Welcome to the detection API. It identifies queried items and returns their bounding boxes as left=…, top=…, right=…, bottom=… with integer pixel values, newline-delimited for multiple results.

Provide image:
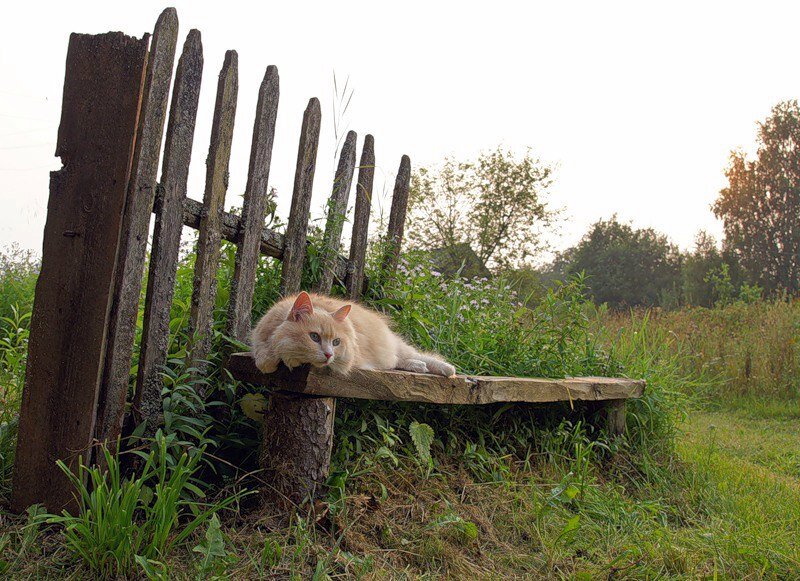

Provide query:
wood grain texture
left=314, top=130, right=356, bottom=294
left=382, top=154, right=411, bottom=273
left=188, top=50, right=238, bottom=372
left=11, top=31, right=148, bottom=513
left=227, top=353, right=645, bottom=405
left=134, top=29, right=204, bottom=434
left=280, top=98, right=321, bottom=295
left=346, top=134, right=374, bottom=299
left=227, top=66, right=280, bottom=341
left=96, top=8, right=178, bottom=447
left=259, top=392, right=335, bottom=506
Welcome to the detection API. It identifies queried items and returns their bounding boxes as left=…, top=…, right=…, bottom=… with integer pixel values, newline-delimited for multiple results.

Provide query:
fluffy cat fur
left=251, top=292, right=456, bottom=377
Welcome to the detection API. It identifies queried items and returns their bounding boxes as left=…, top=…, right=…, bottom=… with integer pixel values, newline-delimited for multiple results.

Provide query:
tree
left=713, top=100, right=800, bottom=295
left=681, top=231, right=724, bottom=307
left=406, top=147, right=556, bottom=271
left=562, top=217, right=681, bottom=308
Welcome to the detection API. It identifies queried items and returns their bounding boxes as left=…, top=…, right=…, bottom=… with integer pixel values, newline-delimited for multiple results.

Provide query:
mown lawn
left=673, top=401, right=800, bottom=577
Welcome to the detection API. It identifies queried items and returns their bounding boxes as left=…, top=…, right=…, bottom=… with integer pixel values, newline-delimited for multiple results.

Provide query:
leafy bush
left=375, top=254, right=618, bottom=378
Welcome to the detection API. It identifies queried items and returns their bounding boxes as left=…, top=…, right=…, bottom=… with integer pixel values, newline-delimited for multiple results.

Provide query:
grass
left=674, top=404, right=800, bottom=576
left=0, top=245, right=799, bottom=578
left=683, top=404, right=800, bottom=480
left=41, top=433, right=242, bottom=578
left=594, top=300, right=800, bottom=401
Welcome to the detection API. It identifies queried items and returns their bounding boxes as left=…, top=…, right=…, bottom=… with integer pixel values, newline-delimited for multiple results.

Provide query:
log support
left=589, top=398, right=627, bottom=437
left=259, top=392, right=336, bottom=507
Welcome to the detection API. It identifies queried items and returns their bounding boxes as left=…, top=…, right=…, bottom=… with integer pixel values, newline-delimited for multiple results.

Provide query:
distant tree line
left=542, top=218, right=754, bottom=309
left=405, top=101, right=800, bottom=309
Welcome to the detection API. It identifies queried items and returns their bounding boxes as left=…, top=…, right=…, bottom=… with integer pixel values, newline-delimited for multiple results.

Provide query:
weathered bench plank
left=227, top=353, right=645, bottom=405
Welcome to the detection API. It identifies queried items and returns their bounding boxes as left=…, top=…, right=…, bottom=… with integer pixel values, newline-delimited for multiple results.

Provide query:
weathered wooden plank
left=280, top=97, right=322, bottom=295
left=182, top=197, right=283, bottom=257
left=346, top=134, right=375, bottom=299
left=95, top=8, right=179, bottom=447
left=11, top=32, right=149, bottom=513
left=314, top=130, right=357, bottom=294
left=227, top=353, right=646, bottom=405
left=134, top=30, right=204, bottom=434
left=188, top=50, right=238, bottom=371
left=382, top=154, right=411, bottom=273
left=227, top=65, right=280, bottom=341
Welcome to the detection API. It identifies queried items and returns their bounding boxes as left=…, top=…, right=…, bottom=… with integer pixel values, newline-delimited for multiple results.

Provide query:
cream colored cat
left=251, top=291, right=456, bottom=377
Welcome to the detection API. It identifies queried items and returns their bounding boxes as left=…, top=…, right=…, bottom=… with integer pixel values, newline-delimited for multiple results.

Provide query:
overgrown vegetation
left=1, top=240, right=798, bottom=578
left=594, top=299, right=800, bottom=401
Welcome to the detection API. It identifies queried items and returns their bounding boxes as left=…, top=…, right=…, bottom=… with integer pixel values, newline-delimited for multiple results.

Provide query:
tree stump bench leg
left=597, top=398, right=627, bottom=437
left=259, top=392, right=336, bottom=507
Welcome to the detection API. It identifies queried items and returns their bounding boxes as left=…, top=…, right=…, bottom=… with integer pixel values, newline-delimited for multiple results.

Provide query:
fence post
left=279, top=98, right=321, bottom=296
left=346, top=135, right=375, bottom=299
left=382, top=155, right=411, bottom=274
left=95, top=8, right=179, bottom=448
left=11, top=31, right=149, bottom=513
left=134, top=30, right=204, bottom=434
left=314, top=130, right=357, bottom=294
left=188, top=50, right=238, bottom=376
left=226, top=65, right=280, bottom=342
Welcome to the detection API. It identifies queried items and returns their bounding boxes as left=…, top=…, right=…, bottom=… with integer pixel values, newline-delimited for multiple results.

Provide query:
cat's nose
left=324, top=352, right=332, bottom=360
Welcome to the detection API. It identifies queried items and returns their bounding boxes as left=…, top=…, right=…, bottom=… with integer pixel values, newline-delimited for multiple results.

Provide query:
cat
left=251, top=291, right=456, bottom=377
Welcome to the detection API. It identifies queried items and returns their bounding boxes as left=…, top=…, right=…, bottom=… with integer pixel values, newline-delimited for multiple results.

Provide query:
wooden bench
left=10, top=7, right=644, bottom=513
left=226, top=354, right=644, bottom=503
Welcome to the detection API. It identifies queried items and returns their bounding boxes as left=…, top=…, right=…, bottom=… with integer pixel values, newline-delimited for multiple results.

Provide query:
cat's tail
left=396, top=343, right=457, bottom=377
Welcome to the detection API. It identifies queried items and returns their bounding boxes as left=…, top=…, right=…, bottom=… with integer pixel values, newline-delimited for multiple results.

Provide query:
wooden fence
left=10, top=8, right=408, bottom=512
left=10, top=8, right=644, bottom=513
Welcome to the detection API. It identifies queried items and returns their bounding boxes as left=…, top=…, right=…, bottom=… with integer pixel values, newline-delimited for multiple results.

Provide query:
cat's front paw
left=253, top=350, right=279, bottom=374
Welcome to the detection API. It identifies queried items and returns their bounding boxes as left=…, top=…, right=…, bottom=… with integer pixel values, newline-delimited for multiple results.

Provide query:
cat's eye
left=309, top=332, right=321, bottom=343
left=332, top=338, right=341, bottom=346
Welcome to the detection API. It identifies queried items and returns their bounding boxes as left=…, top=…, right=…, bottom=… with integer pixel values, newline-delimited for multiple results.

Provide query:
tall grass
left=594, top=300, right=800, bottom=401
left=0, top=240, right=796, bottom=578
left=42, top=432, right=241, bottom=578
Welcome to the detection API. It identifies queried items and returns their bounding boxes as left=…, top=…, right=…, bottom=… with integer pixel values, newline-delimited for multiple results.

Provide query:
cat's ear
left=332, top=304, right=351, bottom=322
left=288, top=292, right=314, bottom=321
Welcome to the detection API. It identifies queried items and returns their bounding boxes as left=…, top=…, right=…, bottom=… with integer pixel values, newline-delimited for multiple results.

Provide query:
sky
left=2, top=0, right=799, bottom=260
